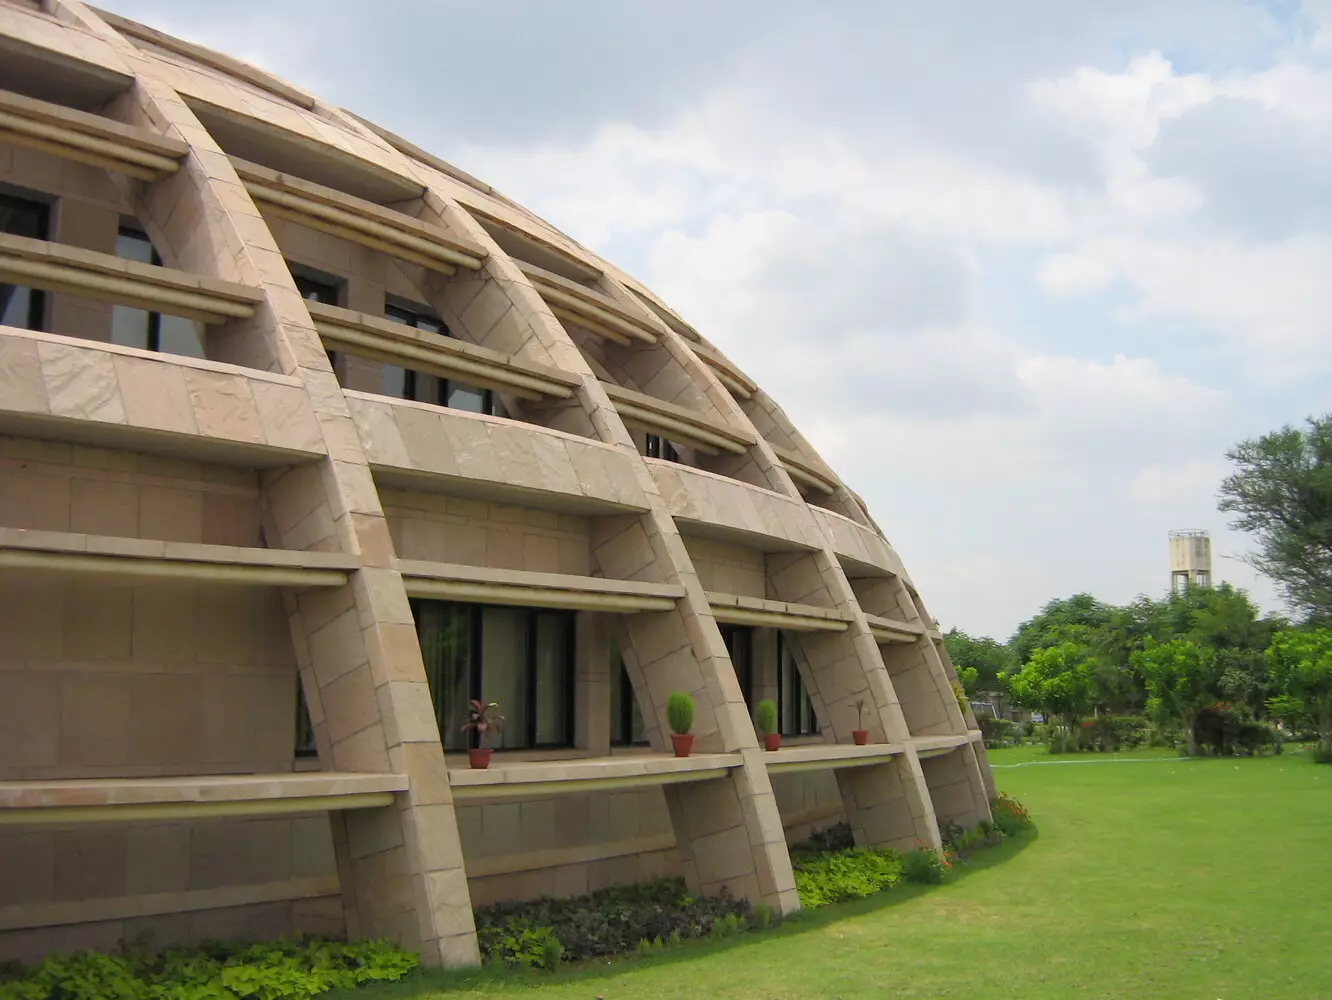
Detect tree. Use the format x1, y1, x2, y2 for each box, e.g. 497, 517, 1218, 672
1265, 629, 1332, 760
955, 665, 980, 695
1009, 594, 1113, 665
942, 628, 1017, 692
1162, 583, 1284, 716
1132, 639, 1220, 756
1003, 641, 1096, 733
1219, 414, 1332, 623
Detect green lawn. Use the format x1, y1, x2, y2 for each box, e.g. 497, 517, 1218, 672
368, 748, 1331, 1000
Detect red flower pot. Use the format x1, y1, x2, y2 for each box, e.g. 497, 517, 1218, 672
763, 733, 782, 752
670, 733, 694, 758
852, 729, 870, 745
467, 748, 493, 770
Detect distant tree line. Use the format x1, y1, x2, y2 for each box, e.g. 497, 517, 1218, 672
945, 413, 1332, 761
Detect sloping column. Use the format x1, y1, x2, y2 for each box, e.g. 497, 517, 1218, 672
590, 279, 946, 852
920, 747, 990, 831
325, 116, 799, 917
58, 1, 477, 966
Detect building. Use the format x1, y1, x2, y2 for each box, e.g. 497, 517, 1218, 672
1169, 530, 1212, 594
0, 1, 995, 966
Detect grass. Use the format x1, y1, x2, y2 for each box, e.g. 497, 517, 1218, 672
356, 748, 1331, 1000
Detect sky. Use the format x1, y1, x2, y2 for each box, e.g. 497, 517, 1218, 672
102, 0, 1332, 639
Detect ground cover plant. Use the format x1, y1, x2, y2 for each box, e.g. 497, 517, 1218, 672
472, 878, 753, 967
348, 747, 1330, 999
0, 938, 418, 1000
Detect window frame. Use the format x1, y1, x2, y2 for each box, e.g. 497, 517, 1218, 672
720, 623, 754, 706
610, 646, 650, 747
383, 301, 504, 416
0, 191, 50, 330
413, 599, 576, 751
777, 632, 820, 737
644, 433, 680, 463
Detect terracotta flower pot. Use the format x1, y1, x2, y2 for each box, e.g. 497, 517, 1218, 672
670, 733, 694, 758
763, 733, 782, 752
467, 748, 493, 769
852, 729, 870, 745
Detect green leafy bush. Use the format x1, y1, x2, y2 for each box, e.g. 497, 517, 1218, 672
901, 844, 951, 885
477, 920, 562, 970
790, 847, 903, 909
666, 692, 694, 735
473, 878, 751, 964
0, 939, 418, 1000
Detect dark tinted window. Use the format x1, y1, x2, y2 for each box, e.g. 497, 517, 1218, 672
414, 599, 574, 751
111, 229, 205, 358
0, 194, 49, 330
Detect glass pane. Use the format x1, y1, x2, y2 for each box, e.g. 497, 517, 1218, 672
0, 195, 48, 238
481, 607, 528, 749
110, 304, 151, 350
294, 681, 317, 757
115, 230, 154, 264
157, 315, 206, 358
413, 373, 444, 404
533, 613, 571, 746
381, 363, 408, 398
0, 197, 48, 332
0, 285, 38, 329
447, 382, 487, 413
293, 272, 339, 303
724, 626, 753, 705
416, 601, 471, 750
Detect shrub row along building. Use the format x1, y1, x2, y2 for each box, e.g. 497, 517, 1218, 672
0, 0, 996, 966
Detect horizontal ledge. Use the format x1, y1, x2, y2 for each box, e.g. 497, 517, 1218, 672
771, 445, 838, 495
449, 753, 740, 800
0, 87, 187, 180
399, 560, 684, 613
236, 157, 485, 272
764, 742, 906, 774
864, 614, 926, 644
0, 529, 357, 587
707, 593, 852, 633
519, 263, 658, 345
0, 233, 263, 324
0, 875, 340, 933
689, 341, 757, 398
602, 382, 756, 457
0, 878, 338, 937
624, 288, 701, 343
468, 208, 603, 283
911, 733, 973, 757
309, 301, 576, 401
0, 792, 395, 826
0, 771, 407, 825
547, 303, 634, 347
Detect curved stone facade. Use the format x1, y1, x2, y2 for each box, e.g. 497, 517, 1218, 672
0, 1, 994, 966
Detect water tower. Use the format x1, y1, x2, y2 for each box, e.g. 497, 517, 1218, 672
1169, 530, 1212, 594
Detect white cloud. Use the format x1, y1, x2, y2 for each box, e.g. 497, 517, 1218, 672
105, 0, 1330, 635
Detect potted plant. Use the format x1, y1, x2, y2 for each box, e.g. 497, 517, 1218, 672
667, 692, 695, 758
461, 700, 504, 769
756, 698, 781, 751
852, 698, 870, 745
